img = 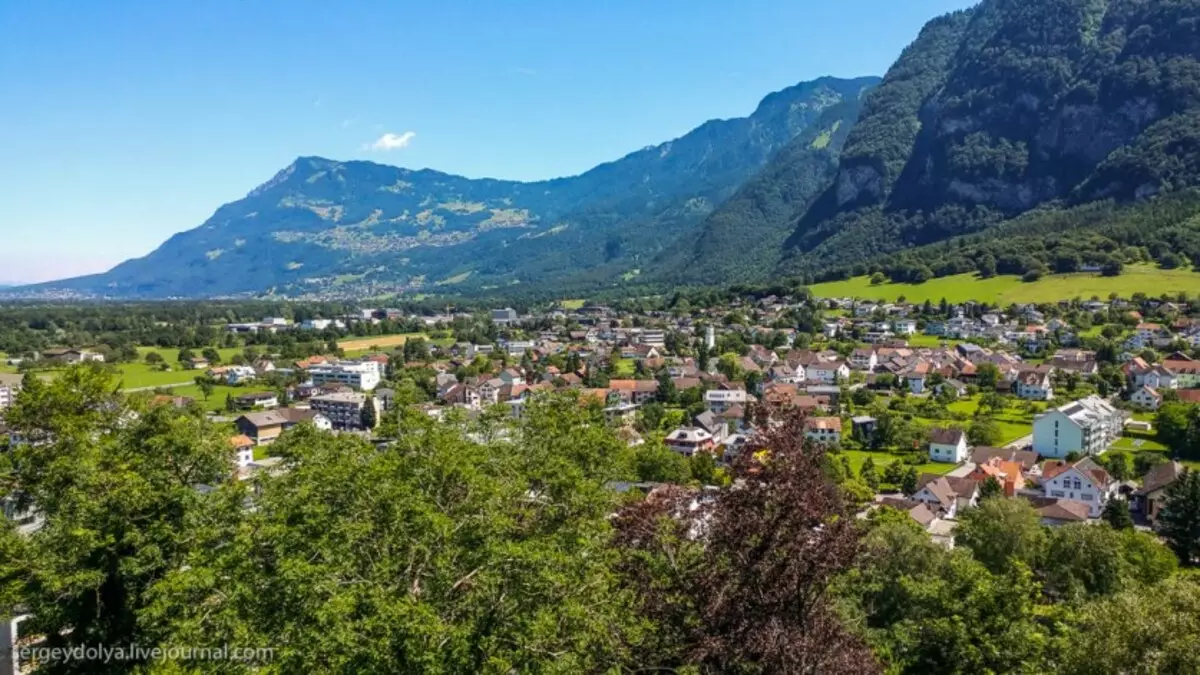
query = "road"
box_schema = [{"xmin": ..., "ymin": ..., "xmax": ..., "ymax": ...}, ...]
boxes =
[
  {"xmin": 122, "ymin": 381, "xmax": 194, "ymax": 393},
  {"xmin": 1004, "ymin": 434, "xmax": 1033, "ymax": 450}
]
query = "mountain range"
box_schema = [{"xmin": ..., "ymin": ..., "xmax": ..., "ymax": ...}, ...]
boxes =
[
  {"xmin": 26, "ymin": 77, "xmax": 876, "ymax": 298},
  {"xmin": 22, "ymin": 0, "xmax": 1200, "ymax": 299}
]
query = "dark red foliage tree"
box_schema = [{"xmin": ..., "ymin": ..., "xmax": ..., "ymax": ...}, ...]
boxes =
[{"xmin": 613, "ymin": 406, "xmax": 880, "ymax": 674}]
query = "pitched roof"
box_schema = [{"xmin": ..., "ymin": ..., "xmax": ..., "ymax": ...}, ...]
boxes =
[
  {"xmin": 804, "ymin": 417, "xmax": 842, "ymax": 432},
  {"xmin": 929, "ymin": 427, "xmax": 966, "ymax": 446},
  {"xmin": 1029, "ymin": 497, "xmax": 1091, "ymax": 522},
  {"xmin": 971, "ymin": 446, "xmax": 1038, "ymax": 471},
  {"xmin": 1140, "ymin": 461, "xmax": 1185, "ymax": 495}
]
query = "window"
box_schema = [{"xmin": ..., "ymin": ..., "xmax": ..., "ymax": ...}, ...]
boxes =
[
  {"xmin": 1051, "ymin": 490, "xmax": 1065, "ymax": 497},
  {"xmin": 1081, "ymin": 494, "xmax": 1093, "ymax": 501}
]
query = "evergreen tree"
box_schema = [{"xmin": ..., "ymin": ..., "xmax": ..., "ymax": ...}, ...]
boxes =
[
  {"xmin": 1101, "ymin": 499, "xmax": 1134, "ymax": 530},
  {"xmin": 860, "ymin": 457, "xmax": 880, "ymax": 491},
  {"xmin": 979, "ymin": 476, "xmax": 1003, "ymax": 500},
  {"xmin": 1159, "ymin": 470, "xmax": 1200, "ymax": 565},
  {"xmin": 360, "ymin": 398, "xmax": 378, "ymax": 430}
]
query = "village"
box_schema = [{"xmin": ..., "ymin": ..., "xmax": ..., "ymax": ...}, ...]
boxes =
[{"xmin": 4, "ymin": 290, "xmax": 1195, "ymax": 550}]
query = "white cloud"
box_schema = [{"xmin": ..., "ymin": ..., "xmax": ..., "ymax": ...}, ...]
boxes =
[
  {"xmin": 364, "ymin": 131, "xmax": 417, "ymax": 151},
  {"xmin": 341, "ymin": 117, "xmax": 360, "ymax": 128}
]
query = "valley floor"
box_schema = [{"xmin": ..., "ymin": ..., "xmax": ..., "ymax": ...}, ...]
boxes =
[{"xmin": 809, "ymin": 264, "xmax": 1200, "ymax": 304}]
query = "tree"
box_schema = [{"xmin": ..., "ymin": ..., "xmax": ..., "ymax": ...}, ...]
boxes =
[
  {"xmin": 956, "ymin": 497, "xmax": 1046, "ymax": 574},
  {"xmin": 201, "ymin": 347, "xmax": 221, "ymax": 363},
  {"xmin": 613, "ymin": 408, "xmax": 880, "ymax": 673},
  {"xmin": 882, "ymin": 459, "xmax": 906, "ymax": 487},
  {"xmin": 177, "ymin": 348, "xmax": 195, "ymax": 363},
  {"xmin": 136, "ymin": 398, "xmax": 641, "ymax": 672},
  {"xmin": 194, "ymin": 375, "xmax": 215, "ymax": 401},
  {"xmin": 860, "ymin": 457, "xmax": 880, "ymax": 491},
  {"xmin": 976, "ymin": 362, "xmax": 1000, "ymax": 390},
  {"xmin": 1101, "ymin": 452, "xmax": 1132, "ymax": 481},
  {"xmin": 144, "ymin": 351, "xmax": 164, "ymax": 365},
  {"xmin": 1057, "ymin": 579, "xmax": 1200, "ymax": 675},
  {"xmin": 360, "ymin": 398, "xmax": 378, "ymax": 429},
  {"xmin": 716, "ymin": 353, "xmax": 742, "ymax": 381},
  {"xmin": 900, "ymin": 467, "xmax": 919, "ymax": 495},
  {"xmin": 656, "ymin": 372, "xmax": 677, "ymax": 404},
  {"xmin": 0, "ymin": 366, "xmax": 232, "ymax": 669},
  {"xmin": 1101, "ymin": 498, "xmax": 1134, "ymax": 530},
  {"xmin": 632, "ymin": 442, "xmax": 690, "ymax": 484},
  {"xmin": 224, "ymin": 392, "xmax": 235, "ymax": 412},
  {"xmin": 636, "ymin": 401, "xmax": 665, "ymax": 433},
  {"xmin": 979, "ymin": 476, "xmax": 1003, "ymax": 500},
  {"xmin": 968, "ymin": 417, "xmax": 1002, "ymax": 446},
  {"xmin": 1159, "ymin": 470, "xmax": 1200, "ymax": 565}
]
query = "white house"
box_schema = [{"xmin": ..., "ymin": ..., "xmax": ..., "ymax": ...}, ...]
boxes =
[
  {"xmin": 849, "ymin": 348, "xmax": 878, "ymax": 371},
  {"xmin": 928, "ymin": 427, "xmax": 969, "ymax": 464},
  {"xmin": 892, "ymin": 319, "xmax": 918, "ymax": 336},
  {"xmin": 1015, "ymin": 370, "xmax": 1054, "ymax": 401},
  {"xmin": 807, "ymin": 362, "xmax": 850, "ymax": 384},
  {"xmin": 1131, "ymin": 385, "xmax": 1164, "ymax": 411},
  {"xmin": 803, "ymin": 417, "xmax": 842, "ymax": 445},
  {"xmin": 226, "ymin": 365, "xmax": 258, "ymax": 386},
  {"xmin": 665, "ymin": 427, "xmax": 715, "ymax": 457},
  {"xmin": 705, "ymin": 389, "xmax": 750, "ymax": 414},
  {"xmin": 1135, "ymin": 365, "xmax": 1178, "ymax": 390},
  {"xmin": 1042, "ymin": 457, "xmax": 1116, "ymax": 517},
  {"xmin": 1033, "ymin": 396, "xmax": 1123, "ymax": 459},
  {"xmin": 308, "ymin": 362, "xmax": 381, "ymax": 391},
  {"xmin": 910, "ymin": 475, "xmax": 979, "ymax": 518}
]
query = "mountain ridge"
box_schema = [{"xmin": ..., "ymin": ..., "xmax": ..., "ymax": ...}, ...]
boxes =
[{"xmin": 21, "ymin": 76, "xmax": 879, "ymax": 299}]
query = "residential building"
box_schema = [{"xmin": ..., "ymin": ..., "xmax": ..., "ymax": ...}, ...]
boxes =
[
  {"xmin": 491, "ymin": 307, "xmax": 519, "ymax": 325},
  {"xmin": 1041, "ymin": 457, "xmax": 1116, "ymax": 517},
  {"xmin": 967, "ymin": 457, "xmax": 1026, "ymax": 496},
  {"xmin": 692, "ymin": 410, "xmax": 728, "ymax": 443},
  {"xmin": 849, "ymin": 348, "xmax": 878, "ymax": 371},
  {"xmin": 1033, "ymin": 396, "xmax": 1124, "ymax": 458},
  {"xmin": 41, "ymin": 348, "xmax": 105, "ymax": 364},
  {"xmin": 803, "ymin": 417, "xmax": 842, "ymax": 445},
  {"xmin": 235, "ymin": 408, "xmax": 330, "ymax": 445},
  {"xmin": 928, "ymin": 427, "xmax": 968, "ymax": 464},
  {"xmin": 1015, "ymin": 369, "xmax": 1053, "ymax": 401},
  {"xmin": 235, "ymin": 391, "xmax": 280, "ymax": 410},
  {"xmin": 310, "ymin": 391, "xmax": 377, "ymax": 431},
  {"xmin": 308, "ymin": 362, "xmax": 381, "ymax": 391},
  {"xmin": 807, "ymin": 362, "xmax": 849, "ymax": 384},
  {"xmin": 910, "ymin": 475, "xmax": 979, "ymax": 518},
  {"xmin": 665, "ymin": 427, "xmax": 715, "ymax": 457},
  {"xmin": 0, "ymin": 373, "xmax": 22, "ymax": 411},
  {"xmin": 706, "ymin": 389, "xmax": 750, "ymax": 414},
  {"xmin": 609, "ymin": 380, "xmax": 659, "ymax": 405},
  {"xmin": 230, "ymin": 435, "xmax": 255, "ymax": 468},
  {"xmin": 1131, "ymin": 385, "xmax": 1164, "ymax": 410},
  {"xmin": 1136, "ymin": 461, "xmax": 1185, "ymax": 526}
]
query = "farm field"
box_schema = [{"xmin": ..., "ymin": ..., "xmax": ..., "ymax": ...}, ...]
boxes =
[
  {"xmin": 338, "ymin": 333, "xmax": 433, "ymax": 354},
  {"xmin": 809, "ymin": 264, "xmax": 1200, "ymax": 304},
  {"xmin": 156, "ymin": 382, "xmax": 250, "ymax": 414}
]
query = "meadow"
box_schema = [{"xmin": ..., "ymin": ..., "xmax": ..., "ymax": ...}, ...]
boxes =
[
  {"xmin": 840, "ymin": 450, "xmax": 955, "ymax": 480},
  {"xmin": 809, "ymin": 264, "xmax": 1200, "ymax": 304}
]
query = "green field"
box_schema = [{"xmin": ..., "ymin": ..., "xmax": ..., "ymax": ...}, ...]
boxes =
[
  {"xmin": 810, "ymin": 264, "xmax": 1200, "ymax": 304},
  {"xmin": 157, "ymin": 382, "xmax": 247, "ymax": 413},
  {"xmin": 840, "ymin": 450, "xmax": 956, "ymax": 479},
  {"xmin": 560, "ymin": 299, "xmax": 586, "ymax": 310},
  {"xmin": 120, "ymin": 346, "xmax": 245, "ymax": 389},
  {"xmin": 613, "ymin": 358, "xmax": 637, "ymax": 377}
]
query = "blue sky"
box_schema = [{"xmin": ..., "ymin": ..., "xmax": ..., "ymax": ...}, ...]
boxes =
[{"xmin": 0, "ymin": 0, "xmax": 975, "ymax": 283}]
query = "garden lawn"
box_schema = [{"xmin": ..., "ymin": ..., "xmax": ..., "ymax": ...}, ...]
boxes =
[
  {"xmin": 840, "ymin": 450, "xmax": 956, "ymax": 478},
  {"xmin": 809, "ymin": 264, "xmax": 1200, "ymax": 304},
  {"xmin": 613, "ymin": 358, "xmax": 637, "ymax": 377},
  {"xmin": 159, "ymin": 383, "xmax": 247, "ymax": 413}
]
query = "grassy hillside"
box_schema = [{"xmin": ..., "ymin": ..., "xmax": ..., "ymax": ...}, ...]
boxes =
[{"xmin": 810, "ymin": 264, "xmax": 1200, "ymax": 304}]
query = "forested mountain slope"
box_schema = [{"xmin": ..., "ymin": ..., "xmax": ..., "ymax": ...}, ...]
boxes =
[{"xmin": 777, "ymin": 0, "xmax": 1200, "ymax": 278}]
